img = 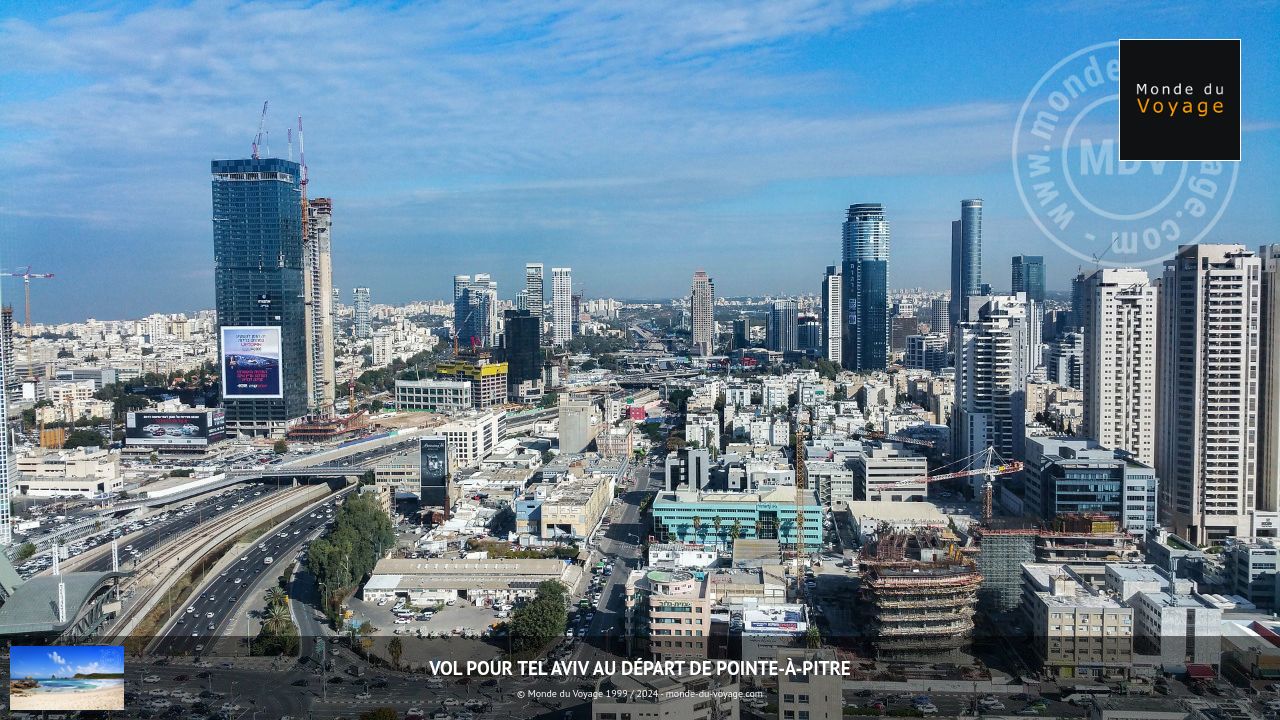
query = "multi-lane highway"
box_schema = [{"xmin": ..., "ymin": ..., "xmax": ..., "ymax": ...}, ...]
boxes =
[{"xmin": 156, "ymin": 492, "xmax": 344, "ymax": 656}]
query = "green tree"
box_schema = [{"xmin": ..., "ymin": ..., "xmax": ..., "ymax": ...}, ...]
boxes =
[
  {"xmin": 712, "ymin": 516, "xmax": 723, "ymax": 546},
  {"xmin": 273, "ymin": 439, "xmax": 289, "ymax": 454},
  {"xmin": 539, "ymin": 391, "xmax": 559, "ymax": 410},
  {"xmin": 360, "ymin": 710, "xmax": 400, "ymax": 720},
  {"xmin": 15, "ymin": 542, "xmax": 36, "ymax": 562},
  {"xmin": 263, "ymin": 603, "xmax": 292, "ymax": 633},
  {"xmin": 508, "ymin": 581, "xmax": 569, "ymax": 655},
  {"xmin": 806, "ymin": 625, "xmax": 822, "ymax": 649},
  {"xmin": 387, "ymin": 636, "xmax": 404, "ymax": 668},
  {"xmin": 369, "ymin": 399, "xmax": 384, "ymax": 412},
  {"xmin": 729, "ymin": 520, "xmax": 742, "ymax": 546},
  {"xmin": 691, "ymin": 516, "xmax": 702, "ymax": 543},
  {"xmin": 265, "ymin": 587, "xmax": 287, "ymax": 608},
  {"xmin": 63, "ymin": 429, "xmax": 105, "ymax": 449},
  {"xmin": 308, "ymin": 493, "xmax": 396, "ymax": 615}
]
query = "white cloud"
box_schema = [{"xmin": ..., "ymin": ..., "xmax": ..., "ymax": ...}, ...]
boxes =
[{"xmin": 48, "ymin": 651, "xmax": 65, "ymax": 665}]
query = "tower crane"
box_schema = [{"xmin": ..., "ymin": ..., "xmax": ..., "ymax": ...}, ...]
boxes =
[
  {"xmin": 1, "ymin": 266, "xmax": 55, "ymax": 381},
  {"xmin": 881, "ymin": 446, "xmax": 1023, "ymax": 524},
  {"xmin": 250, "ymin": 100, "xmax": 269, "ymax": 160}
]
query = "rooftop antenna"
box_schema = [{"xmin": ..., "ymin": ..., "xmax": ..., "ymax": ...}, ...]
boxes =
[{"xmin": 251, "ymin": 100, "xmax": 269, "ymax": 159}]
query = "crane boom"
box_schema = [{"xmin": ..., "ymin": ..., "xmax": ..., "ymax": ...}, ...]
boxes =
[
  {"xmin": 251, "ymin": 100, "xmax": 269, "ymax": 160},
  {"xmin": 1, "ymin": 267, "xmax": 55, "ymax": 381},
  {"xmin": 882, "ymin": 461, "xmax": 1022, "ymax": 490}
]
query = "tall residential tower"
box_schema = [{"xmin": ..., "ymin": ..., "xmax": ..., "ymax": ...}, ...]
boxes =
[
  {"xmin": 950, "ymin": 199, "xmax": 983, "ymax": 330},
  {"xmin": 821, "ymin": 265, "xmax": 842, "ymax": 366},
  {"xmin": 841, "ymin": 203, "xmax": 890, "ymax": 371},
  {"xmin": 690, "ymin": 270, "xmax": 715, "ymax": 356},
  {"xmin": 552, "ymin": 268, "xmax": 573, "ymax": 345},
  {"xmin": 352, "ymin": 287, "xmax": 371, "ymax": 338},
  {"xmin": 302, "ymin": 197, "xmax": 336, "ymax": 416}
]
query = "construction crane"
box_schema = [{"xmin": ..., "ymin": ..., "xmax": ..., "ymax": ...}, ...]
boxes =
[
  {"xmin": 852, "ymin": 428, "xmax": 934, "ymax": 449},
  {"xmin": 250, "ymin": 100, "xmax": 269, "ymax": 160},
  {"xmin": 1, "ymin": 266, "xmax": 55, "ymax": 381},
  {"xmin": 881, "ymin": 447, "xmax": 1023, "ymax": 524}
]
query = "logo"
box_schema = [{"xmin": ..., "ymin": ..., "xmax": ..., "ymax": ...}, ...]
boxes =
[
  {"xmin": 1119, "ymin": 39, "xmax": 1240, "ymax": 161},
  {"xmin": 1012, "ymin": 42, "xmax": 1237, "ymax": 268}
]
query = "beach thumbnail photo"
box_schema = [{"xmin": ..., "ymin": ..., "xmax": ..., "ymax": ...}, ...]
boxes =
[{"xmin": 9, "ymin": 645, "xmax": 125, "ymax": 711}]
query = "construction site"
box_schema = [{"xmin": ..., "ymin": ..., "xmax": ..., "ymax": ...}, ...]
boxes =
[{"xmin": 856, "ymin": 529, "xmax": 983, "ymax": 663}]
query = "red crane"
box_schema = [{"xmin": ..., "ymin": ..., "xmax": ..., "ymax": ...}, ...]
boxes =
[
  {"xmin": 881, "ymin": 447, "xmax": 1023, "ymax": 523},
  {"xmin": 1, "ymin": 266, "xmax": 55, "ymax": 381}
]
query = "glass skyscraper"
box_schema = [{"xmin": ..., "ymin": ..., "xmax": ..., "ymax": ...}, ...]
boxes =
[
  {"xmin": 950, "ymin": 199, "xmax": 983, "ymax": 329},
  {"xmin": 212, "ymin": 157, "xmax": 309, "ymax": 435},
  {"xmin": 841, "ymin": 203, "xmax": 889, "ymax": 372},
  {"xmin": 1012, "ymin": 255, "xmax": 1046, "ymax": 306}
]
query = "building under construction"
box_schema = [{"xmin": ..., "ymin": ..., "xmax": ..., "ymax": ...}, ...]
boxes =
[{"xmin": 858, "ymin": 530, "xmax": 982, "ymax": 662}]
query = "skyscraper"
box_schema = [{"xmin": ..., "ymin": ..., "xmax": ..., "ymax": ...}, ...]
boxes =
[
  {"xmin": 928, "ymin": 298, "xmax": 949, "ymax": 335},
  {"xmin": 212, "ymin": 157, "xmax": 308, "ymax": 435},
  {"xmin": 353, "ymin": 287, "xmax": 371, "ymax": 338},
  {"xmin": 767, "ymin": 300, "xmax": 799, "ymax": 353},
  {"xmin": 841, "ymin": 203, "xmax": 890, "ymax": 371},
  {"xmin": 1080, "ymin": 268, "xmax": 1157, "ymax": 466},
  {"xmin": 552, "ymin": 267, "xmax": 573, "ymax": 345},
  {"xmin": 1157, "ymin": 244, "xmax": 1262, "ymax": 543},
  {"xmin": 1257, "ymin": 245, "xmax": 1280, "ymax": 518},
  {"xmin": 732, "ymin": 317, "xmax": 751, "ymax": 350},
  {"xmin": 953, "ymin": 293, "xmax": 1041, "ymax": 464},
  {"xmin": 502, "ymin": 309, "xmax": 542, "ymax": 399},
  {"xmin": 525, "ymin": 263, "xmax": 545, "ymax": 322},
  {"xmin": 950, "ymin": 199, "xmax": 983, "ymax": 330},
  {"xmin": 453, "ymin": 274, "xmax": 498, "ymax": 348},
  {"xmin": 1011, "ymin": 255, "xmax": 1046, "ymax": 306},
  {"xmin": 302, "ymin": 197, "xmax": 336, "ymax": 416},
  {"xmin": 0, "ymin": 305, "xmax": 13, "ymax": 394},
  {"xmin": 821, "ymin": 265, "xmax": 842, "ymax": 366},
  {"xmin": 0, "ymin": 288, "xmax": 10, "ymax": 545},
  {"xmin": 690, "ymin": 270, "xmax": 715, "ymax": 356}
]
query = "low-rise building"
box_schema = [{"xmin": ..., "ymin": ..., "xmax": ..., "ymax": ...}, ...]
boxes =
[
  {"xmin": 623, "ymin": 568, "xmax": 711, "ymax": 660},
  {"xmin": 652, "ymin": 485, "xmax": 823, "ymax": 551},
  {"xmin": 591, "ymin": 673, "xmax": 738, "ymax": 720},
  {"xmin": 776, "ymin": 648, "xmax": 843, "ymax": 720},
  {"xmin": 538, "ymin": 474, "xmax": 614, "ymax": 540},
  {"xmin": 394, "ymin": 378, "xmax": 472, "ymax": 413},
  {"xmin": 1022, "ymin": 563, "xmax": 1134, "ymax": 679},
  {"xmin": 14, "ymin": 447, "xmax": 123, "ymax": 498},
  {"xmin": 1129, "ymin": 590, "xmax": 1222, "ymax": 672},
  {"xmin": 647, "ymin": 543, "xmax": 719, "ymax": 569},
  {"xmin": 853, "ymin": 442, "xmax": 928, "ymax": 502},
  {"xmin": 438, "ymin": 410, "xmax": 504, "ymax": 469},
  {"xmin": 362, "ymin": 557, "xmax": 570, "ymax": 606}
]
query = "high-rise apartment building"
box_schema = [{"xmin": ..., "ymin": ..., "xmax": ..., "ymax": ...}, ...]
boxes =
[
  {"xmin": 524, "ymin": 263, "xmax": 545, "ymax": 321},
  {"xmin": 453, "ymin": 273, "xmax": 499, "ymax": 348},
  {"xmin": 0, "ymin": 290, "xmax": 10, "ymax": 545},
  {"xmin": 1045, "ymin": 332, "xmax": 1084, "ymax": 390},
  {"xmin": 690, "ymin": 270, "xmax": 715, "ymax": 356},
  {"xmin": 954, "ymin": 294, "xmax": 1041, "ymax": 463},
  {"xmin": 212, "ymin": 157, "xmax": 308, "ymax": 435},
  {"xmin": 0, "ymin": 305, "xmax": 13, "ymax": 393},
  {"xmin": 842, "ymin": 203, "xmax": 890, "ymax": 371},
  {"xmin": 551, "ymin": 267, "xmax": 573, "ymax": 345},
  {"xmin": 1257, "ymin": 246, "xmax": 1280, "ymax": 518},
  {"xmin": 822, "ymin": 265, "xmax": 843, "ymax": 365},
  {"xmin": 302, "ymin": 197, "xmax": 336, "ymax": 416},
  {"xmin": 950, "ymin": 199, "xmax": 983, "ymax": 330},
  {"xmin": 1012, "ymin": 255, "xmax": 1046, "ymax": 306},
  {"xmin": 1157, "ymin": 245, "xmax": 1263, "ymax": 543},
  {"xmin": 502, "ymin": 309, "xmax": 542, "ymax": 399},
  {"xmin": 352, "ymin": 286, "xmax": 371, "ymax": 338},
  {"xmin": 1080, "ymin": 268, "xmax": 1157, "ymax": 466},
  {"xmin": 767, "ymin": 300, "xmax": 799, "ymax": 353},
  {"xmin": 928, "ymin": 297, "xmax": 950, "ymax": 335}
]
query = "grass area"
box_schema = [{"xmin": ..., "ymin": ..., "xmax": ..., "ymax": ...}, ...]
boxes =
[{"xmin": 466, "ymin": 538, "xmax": 578, "ymax": 560}]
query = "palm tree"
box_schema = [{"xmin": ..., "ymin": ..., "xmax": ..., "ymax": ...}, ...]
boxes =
[
  {"xmin": 729, "ymin": 520, "xmax": 742, "ymax": 547},
  {"xmin": 263, "ymin": 604, "xmax": 292, "ymax": 633},
  {"xmin": 691, "ymin": 516, "xmax": 702, "ymax": 544},
  {"xmin": 265, "ymin": 587, "xmax": 286, "ymax": 608},
  {"xmin": 712, "ymin": 516, "xmax": 723, "ymax": 548}
]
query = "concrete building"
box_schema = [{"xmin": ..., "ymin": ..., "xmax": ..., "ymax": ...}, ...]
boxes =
[
  {"xmin": 14, "ymin": 447, "xmax": 122, "ymax": 498},
  {"xmin": 776, "ymin": 648, "xmax": 843, "ymax": 720},
  {"xmin": 1130, "ymin": 591, "xmax": 1222, "ymax": 672},
  {"xmin": 1223, "ymin": 540, "xmax": 1280, "ymax": 609},
  {"xmin": 624, "ymin": 568, "xmax": 711, "ymax": 660},
  {"xmin": 954, "ymin": 293, "xmax": 1041, "ymax": 464},
  {"xmin": 1022, "ymin": 437, "xmax": 1158, "ymax": 539},
  {"xmin": 1022, "ymin": 564, "xmax": 1134, "ymax": 679},
  {"xmin": 1261, "ymin": 246, "xmax": 1280, "ymax": 522},
  {"xmin": 558, "ymin": 394, "xmax": 596, "ymax": 454},
  {"xmin": 1046, "ymin": 331, "xmax": 1083, "ymax": 390},
  {"xmin": 552, "ymin": 267, "xmax": 573, "ymax": 345},
  {"xmin": 1081, "ymin": 268, "xmax": 1157, "ymax": 466},
  {"xmin": 1012, "ymin": 255, "xmax": 1047, "ymax": 306},
  {"xmin": 690, "ymin": 270, "xmax": 715, "ymax": 356},
  {"xmin": 353, "ymin": 286, "xmax": 371, "ymax": 338},
  {"xmin": 652, "ymin": 485, "xmax": 823, "ymax": 550},
  {"xmin": 302, "ymin": 197, "xmax": 336, "ymax": 416},
  {"xmin": 853, "ymin": 442, "xmax": 928, "ymax": 502},
  {"xmin": 394, "ymin": 378, "xmax": 471, "ymax": 413},
  {"xmin": 821, "ymin": 265, "xmax": 843, "ymax": 366},
  {"xmin": 362, "ymin": 558, "xmax": 571, "ymax": 605},
  {"xmin": 524, "ymin": 262, "xmax": 545, "ymax": 322},
  {"xmin": 591, "ymin": 674, "xmax": 738, "ymax": 720},
  {"xmin": 537, "ymin": 474, "xmax": 613, "ymax": 539},
  {"xmin": 371, "ymin": 329, "xmax": 395, "ymax": 366},
  {"xmin": 767, "ymin": 300, "xmax": 799, "ymax": 353},
  {"xmin": 436, "ymin": 356, "xmax": 508, "ymax": 409},
  {"xmin": 437, "ymin": 411, "xmax": 503, "ymax": 469},
  {"xmin": 862, "ymin": 557, "xmax": 981, "ymax": 662},
  {"xmin": 904, "ymin": 333, "xmax": 947, "ymax": 372},
  {"xmin": 1157, "ymin": 245, "xmax": 1263, "ymax": 543},
  {"xmin": 647, "ymin": 543, "xmax": 719, "ymax": 570},
  {"xmin": 596, "ymin": 422, "xmax": 634, "ymax": 460},
  {"xmin": 664, "ymin": 448, "xmax": 711, "ymax": 492},
  {"xmin": 453, "ymin": 273, "xmax": 499, "ymax": 348}
]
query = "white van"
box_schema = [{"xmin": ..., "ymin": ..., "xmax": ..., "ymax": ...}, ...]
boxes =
[{"xmin": 263, "ymin": 557, "xmax": 274, "ymax": 565}]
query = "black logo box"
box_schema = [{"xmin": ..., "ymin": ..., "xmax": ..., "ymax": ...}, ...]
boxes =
[{"xmin": 1119, "ymin": 38, "xmax": 1240, "ymax": 162}]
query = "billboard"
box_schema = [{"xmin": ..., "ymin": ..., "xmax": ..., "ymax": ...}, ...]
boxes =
[
  {"xmin": 221, "ymin": 326, "xmax": 283, "ymax": 399},
  {"xmin": 419, "ymin": 436, "xmax": 449, "ymax": 506},
  {"xmin": 125, "ymin": 410, "xmax": 226, "ymax": 448}
]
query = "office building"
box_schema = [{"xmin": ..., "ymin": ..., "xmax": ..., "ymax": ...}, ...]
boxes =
[
  {"xmin": 928, "ymin": 298, "xmax": 949, "ymax": 335},
  {"xmin": 0, "ymin": 299, "xmax": 9, "ymax": 544},
  {"xmin": 1261, "ymin": 246, "xmax": 1280, "ymax": 519},
  {"xmin": 623, "ymin": 568, "xmax": 712, "ymax": 660},
  {"xmin": 394, "ymin": 379, "xmax": 472, "ymax": 413},
  {"xmin": 302, "ymin": 197, "xmax": 336, "ymax": 416},
  {"xmin": 352, "ymin": 286, "xmax": 371, "ymax": 338},
  {"xmin": 905, "ymin": 333, "xmax": 948, "ymax": 372},
  {"xmin": 591, "ymin": 674, "xmax": 738, "ymax": 720},
  {"xmin": 551, "ymin": 267, "xmax": 573, "ymax": 345},
  {"xmin": 211, "ymin": 157, "xmax": 309, "ymax": 435},
  {"xmin": 950, "ymin": 199, "xmax": 983, "ymax": 329},
  {"xmin": 1021, "ymin": 437, "xmax": 1158, "ymax": 539},
  {"xmin": 775, "ymin": 648, "xmax": 843, "ymax": 720},
  {"xmin": 797, "ymin": 313, "xmax": 821, "ymax": 352},
  {"xmin": 1012, "ymin": 255, "xmax": 1046, "ymax": 306},
  {"xmin": 501, "ymin": 309, "xmax": 541, "ymax": 398},
  {"xmin": 1157, "ymin": 244, "xmax": 1262, "ymax": 543},
  {"xmin": 954, "ymin": 294, "xmax": 1041, "ymax": 463},
  {"xmin": 558, "ymin": 394, "xmax": 595, "ymax": 454},
  {"xmin": 453, "ymin": 273, "xmax": 499, "ymax": 348},
  {"xmin": 524, "ymin": 262, "xmax": 545, "ymax": 321},
  {"xmin": 732, "ymin": 316, "xmax": 751, "ymax": 350},
  {"xmin": 1081, "ymin": 268, "xmax": 1157, "ymax": 466},
  {"xmin": 821, "ymin": 265, "xmax": 842, "ymax": 365},
  {"xmin": 690, "ymin": 270, "xmax": 715, "ymax": 356},
  {"xmin": 436, "ymin": 356, "xmax": 508, "ymax": 409},
  {"xmin": 1045, "ymin": 332, "xmax": 1083, "ymax": 390},
  {"xmin": 854, "ymin": 442, "xmax": 929, "ymax": 502},
  {"xmin": 842, "ymin": 203, "xmax": 890, "ymax": 371},
  {"xmin": 1021, "ymin": 564, "xmax": 1133, "ymax": 679},
  {"xmin": 436, "ymin": 411, "xmax": 504, "ymax": 469},
  {"xmin": 652, "ymin": 485, "xmax": 823, "ymax": 550},
  {"xmin": 767, "ymin": 299, "xmax": 799, "ymax": 353}
]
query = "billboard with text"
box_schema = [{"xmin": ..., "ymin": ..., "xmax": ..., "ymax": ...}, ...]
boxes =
[{"xmin": 220, "ymin": 326, "xmax": 283, "ymax": 399}]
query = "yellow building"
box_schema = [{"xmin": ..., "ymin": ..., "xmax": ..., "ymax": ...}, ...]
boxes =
[{"xmin": 436, "ymin": 356, "xmax": 508, "ymax": 409}]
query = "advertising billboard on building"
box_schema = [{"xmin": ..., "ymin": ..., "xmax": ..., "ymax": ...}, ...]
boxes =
[
  {"xmin": 221, "ymin": 326, "xmax": 283, "ymax": 399},
  {"xmin": 125, "ymin": 410, "xmax": 226, "ymax": 448},
  {"xmin": 419, "ymin": 436, "xmax": 449, "ymax": 506}
]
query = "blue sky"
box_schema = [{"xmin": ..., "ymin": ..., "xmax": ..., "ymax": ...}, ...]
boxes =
[
  {"xmin": 10, "ymin": 645, "xmax": 123, "ymax": 678},
  {"xmin": 1, "ymin": 1, "xmax": 1277, "ymax": 321}
]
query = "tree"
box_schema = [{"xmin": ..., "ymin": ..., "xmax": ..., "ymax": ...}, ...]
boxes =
[
  {"xmin": 264, "ymin": 587, "xmax": 287, "ymax": 609},
  {"xmin": 360, "ymin": 710, "xmax": 400, "ymax": 720},
  {"xmin": 712, "ymin": 516, "xmax": 723, "ymax": 546},
  {"xmin": 357, "ymin": 620, "xmax": 376, "ymax": 651},
  {"xmin": 63, "ymin": 429, "xmax": 105, "ymax": 449},
  {"xmin": 15, "ymin": 542, "xmax": 36, "ymax": 562},
  {"xmin": 387, "ymin": 636, "xmax": 404, "ymax": 669},
  {"xmin": 264, "ymin": 604, "xmax": 292, "ymax": 633},
  {"xmin": 805, "ymin": 625, "xmax": 822, "ymax": 649},
  {"xmin": 691, "ymin": 516, "xmax": 702, "ymax": 543},
  {"xmin": 369, "ymin": 399, "xmax": 384, "ymax": 413},
  {"xmin": 539, "ymin": 391, "xmax": 560, "ymax": 410},
  {"xmin": 360, "ymin": 470, "xmax": 376, "ymax": 486},
  {"xmin": 508, "ymin": 581, "xmax": 569, "ymax": 655},
  {"xmin": 729, "ymin": 520, "xmax": 742, "ymax": 546},
  {"xmin": 273, "ymin": 439, "xmax": 289, "ymax": 455}
]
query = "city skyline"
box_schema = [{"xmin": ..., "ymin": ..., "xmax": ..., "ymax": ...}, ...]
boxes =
[{"xmin": 2, "ymin": 2, "xmax": 1278, "ymax": 322}]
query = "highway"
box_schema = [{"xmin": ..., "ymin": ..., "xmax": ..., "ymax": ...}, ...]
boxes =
[{"xmin": 155, "ymin": 492, "xmax": 344, "ymax": 657}]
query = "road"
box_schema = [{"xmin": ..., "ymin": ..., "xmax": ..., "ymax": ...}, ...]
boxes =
[{"xmin": 154, "ymin": 493, "xmax": 344, "ymax": 657}]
